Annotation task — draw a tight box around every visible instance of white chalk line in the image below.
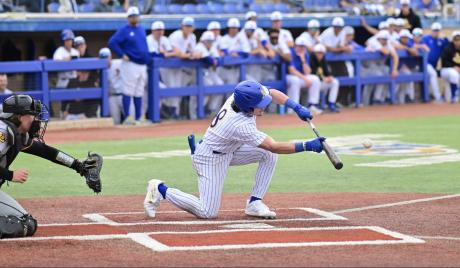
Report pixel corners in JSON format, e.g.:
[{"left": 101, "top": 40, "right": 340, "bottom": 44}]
[
  {"left": 332, "top": 194, "right": 460, "bottom": 214},
  {"left": 1, "top": 226, "right": 424, "bottom": 252},
  {"left": 132, "top": 226, "right": 424, "bottom": 252},
  {"left": 414, "top": 236, "right": 460, "bottom": 241},
  {"left": 82, "top": 207, "right": 347, "bottom": 226}
]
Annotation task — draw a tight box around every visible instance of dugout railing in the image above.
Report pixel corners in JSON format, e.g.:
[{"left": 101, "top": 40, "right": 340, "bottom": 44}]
[
  {"left": 325, "top": 50, "right": 429, "bottom": 106},
  {"left": 0, "top": 51, "right": 428, "bottom": 122},
  {"left": 148, "top": 55, "right": 287, "bottom": 122},
  {"left": 0, "top": 58, "right": 109, "bottom": 116}
]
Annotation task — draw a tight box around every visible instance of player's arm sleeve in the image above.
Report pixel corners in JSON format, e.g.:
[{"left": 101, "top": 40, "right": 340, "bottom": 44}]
[
  {"left": 21, "top": 140, "right": 81, "bottom": 170},
  {"left": 235, "top": 123, "right": 268, "bottom": 147},
  {"left": 108, "top": 28, "right": 125, "bottom": 57}
]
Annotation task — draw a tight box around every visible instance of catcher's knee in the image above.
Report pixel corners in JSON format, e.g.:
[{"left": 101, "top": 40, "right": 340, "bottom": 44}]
[{"left": 0, "top": 214, "right": 37, "bottom": 239}]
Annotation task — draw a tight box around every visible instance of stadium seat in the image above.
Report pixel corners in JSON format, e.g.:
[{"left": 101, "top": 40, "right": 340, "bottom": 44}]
[
  {"left": 196, "top": 4, "right": 210, "bottom": 13},
  {"left": 262, "top": 4, "right": 276, "bottom": 13},
  {"left": 249, "top": 3, "right": 264, "bottom": 13},
  {"left": 182, "top": 4, "right": 197, "bottom": 14},
  {"left": 47, "top": 2, "right": 60, "bottom": 13},
  {"left": 208, "top": 3, "right": 224, "bottom": 14},
  {"left": 79, "top": 3, "right": 94, "bottom": 13},
  {"left": 152, "top": 4, "right": 167, "bottom": 14},
  {"left": 167, "top": 4, "right": 183, "bottom": 14},
  {"left": 223, "top": 4, "right": 238, "bottom": 14},
  {"left": 274, "top": 3, "right": 290, "bottom": 12}
]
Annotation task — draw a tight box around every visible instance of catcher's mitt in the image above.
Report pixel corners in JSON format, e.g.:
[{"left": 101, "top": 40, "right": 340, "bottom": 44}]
[{"left": 79, "top": 152, "right": 103, "bottom": 193}]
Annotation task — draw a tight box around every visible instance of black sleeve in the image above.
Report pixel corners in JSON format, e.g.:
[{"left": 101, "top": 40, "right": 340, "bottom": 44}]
[
  {"left": 413, "top": 15, "right": 422, "bottom": 29},
  {"left": 0, "top": 166, "right": 14, "bottom": 181},
  {"left": 441, "top": 45, "right": 454, "bottom": 68},
  {"left": 322, "top": 60, "right": 331, "bottom": 77},
  {"left": 21, "top": 141, "right": 80, "bottom": 170}
]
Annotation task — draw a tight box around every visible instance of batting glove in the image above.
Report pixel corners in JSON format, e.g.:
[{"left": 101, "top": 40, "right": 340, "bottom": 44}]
[
  {"left": 285, "top": 99, "right": 313, "bottom": 121},
  {"left": 305, "top": 137, "right": 326, "bottom": 153}
]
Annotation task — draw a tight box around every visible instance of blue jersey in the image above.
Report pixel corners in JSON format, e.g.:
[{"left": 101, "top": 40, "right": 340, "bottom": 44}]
[
  {"left": 289, "top": 48, "right": 310, "bottom": 74},
  {"left": 421, "top": 35, "right": 449, "bottom": 67},
  {"left": 108, "top": 24, "right": 151, "bottom": 65}
]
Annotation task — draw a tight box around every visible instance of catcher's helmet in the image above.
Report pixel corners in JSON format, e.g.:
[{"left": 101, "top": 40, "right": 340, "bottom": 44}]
[
  {"left": 3, "top": 95, "right": 44, "bottom": 116},
  {"left": 60, "top": 29, "right": 75, "bottom": 41},
  {"left": 234, "top": 80, "right": 272, "bottom": 113}
]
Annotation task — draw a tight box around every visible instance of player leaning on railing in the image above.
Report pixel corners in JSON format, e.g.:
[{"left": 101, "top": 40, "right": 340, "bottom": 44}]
[{"left": 0, "top": 95, "right": 102, "bottom": 239}]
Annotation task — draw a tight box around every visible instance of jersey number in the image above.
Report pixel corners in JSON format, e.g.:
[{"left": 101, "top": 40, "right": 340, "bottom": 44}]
[{"left": 210, "top": 109, "right": 227, "bottom": 128}]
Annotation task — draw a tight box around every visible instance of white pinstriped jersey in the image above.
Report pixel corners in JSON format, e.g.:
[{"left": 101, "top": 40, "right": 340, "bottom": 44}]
[{"left": 201, "top": 95, "right": 267, "bottom": 154}]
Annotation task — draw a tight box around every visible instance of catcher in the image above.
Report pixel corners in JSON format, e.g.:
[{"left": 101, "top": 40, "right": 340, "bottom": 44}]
[{"left": 0, "top": 95, "right": 103, "bottom": 239}]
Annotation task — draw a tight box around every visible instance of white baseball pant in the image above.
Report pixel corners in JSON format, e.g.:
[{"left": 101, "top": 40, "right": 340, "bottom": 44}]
[
  {"left": 120, "top": 60, "right": 147, "bottom": 97},
  {"left": 164, "top": 143, "right": 278, "bottom": 219},
  {"left": 321, "top": 78, "right": 340, "bottom": 104},
  {"left": 427, "top": 64, "right": 441, "bottom": 101},
  {"left": 397, "top": 67, "right": 415, "bottom": 104},
  {"left": 361, "top": 63, "right": 389, "bottom": 105},
  {"left": 441, "top": 67, "right": 460, "bottom": 102},
  {"left": 286, "top": 74, "right": 321, "bottom": 108}
]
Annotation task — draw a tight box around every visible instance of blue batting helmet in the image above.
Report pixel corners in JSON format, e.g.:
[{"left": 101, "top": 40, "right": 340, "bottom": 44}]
[
  {"left": 60, "top": 29, "right": 75, "bottom": 41},
  {"left": 234, "top": 80, "right": 272, "bottom": 113}
]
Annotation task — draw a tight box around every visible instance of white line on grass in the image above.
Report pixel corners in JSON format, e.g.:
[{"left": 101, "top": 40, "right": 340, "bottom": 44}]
[{"left": 332, "top": 194, "right": 460, "bottom": 214}]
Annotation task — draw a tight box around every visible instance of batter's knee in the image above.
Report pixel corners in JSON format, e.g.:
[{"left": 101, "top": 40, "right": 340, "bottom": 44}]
[
  {"left": 262, "top": 150, "right": 278, "bottom": 165},
  {"left": 196, "top": 208, "right": 219, "bottom": 219}
]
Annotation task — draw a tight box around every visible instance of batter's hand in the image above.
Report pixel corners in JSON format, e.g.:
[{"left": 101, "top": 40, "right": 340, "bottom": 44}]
[
  {"left": 294, "top": 105, "right": 313, "bottom": 121},
  {"left": 305, "top": 137, "right": 326, "bottom": 153},
  {"left": 12, "top": 169, "right": 28, "bottom": 183}
]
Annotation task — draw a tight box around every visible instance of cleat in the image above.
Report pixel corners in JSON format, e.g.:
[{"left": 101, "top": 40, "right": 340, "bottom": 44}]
[
  {"left": 245, "top": 200, "right": 276, "bottom": 219},
  {"left": 143, "top": 179, "right": 164, "bottom": 218}
]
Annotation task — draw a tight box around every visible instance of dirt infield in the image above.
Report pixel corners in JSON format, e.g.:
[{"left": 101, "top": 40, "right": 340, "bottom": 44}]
[
  {"left": 1, "top": 104, "right": 459, "bottom": 266},
  {"left": 45, "top": 103, "right": 460, "bottom": 144},
  {"left": 0, "top": 193, "right": 459, "bottom": 267}
]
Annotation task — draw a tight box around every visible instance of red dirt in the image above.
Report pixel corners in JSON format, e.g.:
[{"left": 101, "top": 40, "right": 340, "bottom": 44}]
[
  {"left": 0, "top": 193, "right": 459, "bottom": 267},
  {"left": 151, "top": 229, "right": 396, "bottom": 247},
  {"left": 1, "top": 104, "right": 459, "bottom": 266},
  {"left": 44, "top": 103, "right": 460, "bottom": 144}
]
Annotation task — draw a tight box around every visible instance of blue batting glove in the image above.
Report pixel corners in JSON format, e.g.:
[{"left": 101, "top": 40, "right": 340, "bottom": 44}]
[
  {"left": 305, "top": 137, "right": 326, "bottom": 153},
  {"left": 285, "top": 99, "right": 313, "bottom": 121}
]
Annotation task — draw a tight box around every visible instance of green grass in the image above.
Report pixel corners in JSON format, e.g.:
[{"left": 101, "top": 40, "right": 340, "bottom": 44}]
[{"left": 3, "top": 115, "right": 460, "bottom": 198}]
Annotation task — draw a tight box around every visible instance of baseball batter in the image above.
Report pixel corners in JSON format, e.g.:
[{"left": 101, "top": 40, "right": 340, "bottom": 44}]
[
  {"left": 0, "top": 95, "right": 102, "bottom": 239},
  {"left": 144, "top": 80, "right": 325, "bottom": 219}
]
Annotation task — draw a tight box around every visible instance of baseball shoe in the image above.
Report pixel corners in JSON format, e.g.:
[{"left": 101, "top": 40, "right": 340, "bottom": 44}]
[
  {"left": 308, "top": 104, "right": 323, "bottom": 116},
  {"left": 328, "top": 103, "right": 341, "bottom": 113},
  {"left": 245, "top": 200, "right": 276, "bottom": 219},
  {"left": 143, "top": 179, "right": 164, "bottom": 218}
]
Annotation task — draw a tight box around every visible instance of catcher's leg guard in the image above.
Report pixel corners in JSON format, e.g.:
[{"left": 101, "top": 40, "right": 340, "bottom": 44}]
[
  {"left": 22, "top": 214, "right": 37, "bottom": 236},
  {"left": 0, "top": 215, "right": 28, "bottom": 239}
]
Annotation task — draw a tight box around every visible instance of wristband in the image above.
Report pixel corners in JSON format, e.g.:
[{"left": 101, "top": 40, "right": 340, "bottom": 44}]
[
  {"left": 294, "top": 142, "right": 306, "bottom": 153},
  {"left": 285, "top": 98, "right": 300, "bottom": 110}
]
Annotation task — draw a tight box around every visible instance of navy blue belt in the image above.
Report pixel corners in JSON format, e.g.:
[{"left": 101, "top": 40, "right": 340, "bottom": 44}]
[{"left": 199, "top": 140, "right": 223, "bottom": 155}]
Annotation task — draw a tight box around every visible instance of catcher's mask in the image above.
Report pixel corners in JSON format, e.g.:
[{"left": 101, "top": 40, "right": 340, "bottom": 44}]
[{"left": 2, "top": 95, "right": 49, "bottom": 142}]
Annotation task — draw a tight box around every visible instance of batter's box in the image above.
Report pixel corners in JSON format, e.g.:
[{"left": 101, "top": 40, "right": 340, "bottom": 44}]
[
  {"left": 128, "top": 226, "right": 425, "bottom": 252},
  {"left": 83, "top": 208, "right": 347, "bottom": 226}
]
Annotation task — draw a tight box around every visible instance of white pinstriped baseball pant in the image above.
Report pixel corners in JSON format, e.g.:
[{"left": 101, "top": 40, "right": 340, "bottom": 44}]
[{"left": 165, "top": 142, "right": 278, "bottom": 219}]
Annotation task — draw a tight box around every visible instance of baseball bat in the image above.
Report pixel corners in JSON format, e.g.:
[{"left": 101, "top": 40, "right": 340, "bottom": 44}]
[
  {"left": 306, "top": 120, "right": 343, "bottom": 170},
  {"left": 187, "top": 134, "right": 196, "bottom": 155}
]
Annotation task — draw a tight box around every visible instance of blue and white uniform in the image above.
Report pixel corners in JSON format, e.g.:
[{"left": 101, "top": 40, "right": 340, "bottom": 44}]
[
  {"left": 422, "top": 30, "right": 449, "bottom": 101},
  {"left": 162, "top": 92, "right": 277, "bottom": 218},
  {"left": 108, "top": 7, "right": 150, "bottom": 122}
]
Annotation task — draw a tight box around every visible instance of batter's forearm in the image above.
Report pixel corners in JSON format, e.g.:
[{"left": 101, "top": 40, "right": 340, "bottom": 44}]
[{"left": 269, "top": 89, "right": 289, "bottom": 105}]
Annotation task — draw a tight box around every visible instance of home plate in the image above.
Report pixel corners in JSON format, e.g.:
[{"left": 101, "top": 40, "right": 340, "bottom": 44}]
[{"left": 221, "top": 223, "right": 275, "bottom": 229}]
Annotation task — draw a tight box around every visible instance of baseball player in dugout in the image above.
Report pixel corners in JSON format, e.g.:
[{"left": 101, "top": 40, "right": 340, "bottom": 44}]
[
  {"left": 144, "top": 80, "right": 325, "bottom": 220},
  {"left": 0, "top": 95, "right": 103, "bottom": 239}
]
